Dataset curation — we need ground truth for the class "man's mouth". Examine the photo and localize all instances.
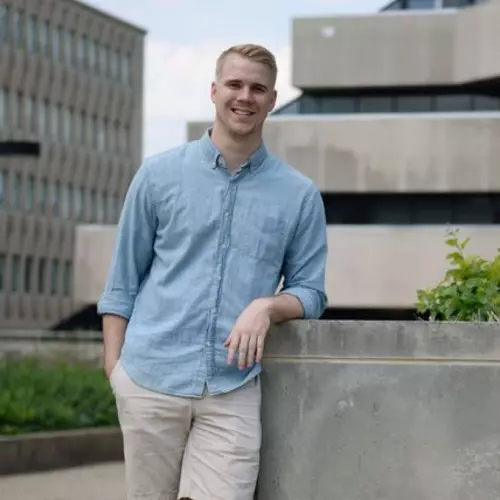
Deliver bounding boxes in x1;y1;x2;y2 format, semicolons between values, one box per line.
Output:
231;108;255;116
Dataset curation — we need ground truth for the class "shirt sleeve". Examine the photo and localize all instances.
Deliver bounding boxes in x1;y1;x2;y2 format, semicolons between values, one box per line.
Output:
280;184;328;319
97;163;157;319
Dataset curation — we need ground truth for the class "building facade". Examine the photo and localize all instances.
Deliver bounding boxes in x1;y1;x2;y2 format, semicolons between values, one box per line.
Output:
0;0;145;329
186;0;500;319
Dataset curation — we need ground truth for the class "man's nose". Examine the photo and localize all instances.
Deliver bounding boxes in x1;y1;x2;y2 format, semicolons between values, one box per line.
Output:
237;87;253;102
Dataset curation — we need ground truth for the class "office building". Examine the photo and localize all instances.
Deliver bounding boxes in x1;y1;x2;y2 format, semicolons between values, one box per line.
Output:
186;0;500;318
0;0;145;328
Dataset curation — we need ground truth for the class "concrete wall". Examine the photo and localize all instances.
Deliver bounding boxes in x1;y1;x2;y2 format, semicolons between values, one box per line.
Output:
292;11;456;89
292;1;500;89
187;114;500;193
259;320;500;500
73;224;500;309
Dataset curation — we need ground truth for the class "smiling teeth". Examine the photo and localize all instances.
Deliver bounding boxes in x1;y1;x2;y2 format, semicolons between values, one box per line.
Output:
233;109;252;115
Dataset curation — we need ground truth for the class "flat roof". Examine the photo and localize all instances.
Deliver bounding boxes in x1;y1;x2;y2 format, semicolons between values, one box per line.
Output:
65;0;147;35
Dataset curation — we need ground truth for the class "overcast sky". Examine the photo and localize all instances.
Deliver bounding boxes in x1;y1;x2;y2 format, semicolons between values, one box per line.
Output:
86;0;387;159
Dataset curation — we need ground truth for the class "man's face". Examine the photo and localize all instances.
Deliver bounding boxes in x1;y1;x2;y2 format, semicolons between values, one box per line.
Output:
211;53;277;137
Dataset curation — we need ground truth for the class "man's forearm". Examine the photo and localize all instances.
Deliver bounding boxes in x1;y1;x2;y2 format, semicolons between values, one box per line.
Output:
102;314;128;375
259;293;304;324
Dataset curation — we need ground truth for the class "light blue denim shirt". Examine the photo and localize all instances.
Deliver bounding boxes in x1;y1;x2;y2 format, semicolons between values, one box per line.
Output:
97;129;328;397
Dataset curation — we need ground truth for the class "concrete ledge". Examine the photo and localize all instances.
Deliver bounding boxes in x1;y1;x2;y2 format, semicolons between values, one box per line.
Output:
0;427;123;475
259;320;500;500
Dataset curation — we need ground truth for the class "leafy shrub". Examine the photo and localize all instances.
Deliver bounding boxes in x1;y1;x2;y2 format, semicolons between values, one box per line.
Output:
0;357;118;435
416;229;500;322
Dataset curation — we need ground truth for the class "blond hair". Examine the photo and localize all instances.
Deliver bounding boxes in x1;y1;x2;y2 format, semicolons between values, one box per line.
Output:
215;44;278;86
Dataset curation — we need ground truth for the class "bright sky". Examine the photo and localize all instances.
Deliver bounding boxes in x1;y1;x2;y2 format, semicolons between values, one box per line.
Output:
86;0;387;159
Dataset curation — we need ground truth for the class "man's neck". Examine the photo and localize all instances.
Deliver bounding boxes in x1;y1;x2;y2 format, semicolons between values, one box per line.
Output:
210;122;263;173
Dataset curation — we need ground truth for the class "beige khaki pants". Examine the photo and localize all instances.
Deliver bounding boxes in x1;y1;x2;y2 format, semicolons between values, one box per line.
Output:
110;360;261;500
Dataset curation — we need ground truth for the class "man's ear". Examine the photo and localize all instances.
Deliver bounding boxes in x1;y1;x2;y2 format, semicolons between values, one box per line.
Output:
210;81;217;104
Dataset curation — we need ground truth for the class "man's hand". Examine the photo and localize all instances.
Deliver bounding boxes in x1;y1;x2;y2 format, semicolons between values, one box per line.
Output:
224;293;305;369
224;298;272;370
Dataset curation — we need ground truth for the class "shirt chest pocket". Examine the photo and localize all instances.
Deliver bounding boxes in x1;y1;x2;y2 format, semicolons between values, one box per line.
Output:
230;202;287;267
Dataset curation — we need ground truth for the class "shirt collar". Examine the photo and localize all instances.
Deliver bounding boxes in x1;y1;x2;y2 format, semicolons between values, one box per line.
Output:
199;127;268;171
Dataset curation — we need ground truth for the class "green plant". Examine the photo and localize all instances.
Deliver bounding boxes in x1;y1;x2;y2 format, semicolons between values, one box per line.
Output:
416;228;500;322
0;357;118;435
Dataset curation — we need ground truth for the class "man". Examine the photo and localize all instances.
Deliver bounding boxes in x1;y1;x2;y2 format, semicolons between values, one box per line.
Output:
98;43;328;500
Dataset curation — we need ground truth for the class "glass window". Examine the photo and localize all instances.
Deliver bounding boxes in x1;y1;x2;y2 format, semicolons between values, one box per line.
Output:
13;10;23;48
80;111;86;145
0;88;5;126
75;186;84;221
13;173;21;210
39;20;49;56
472;95;500;111
299;95;321;114
110;50;118;80
407;0;437;8
100;45;108;76
97;192;104;222
27;15;36;53
0;6;8;45
97;120;106;151
38;258;46;294
63;261;71;296
0;253;5;291
24;256;33;293
435;94;472;112
25;96;35;132
16;92;23;128
50;259;58;296
121;54;130;84
61;185;70;218
51;181;60;215
65;30;74;66
38;178;48;211
11;255;20;293
51;104;59;138
38;99;46;134
90;189;96;222
78;35;86;69
63;108;71;143
0;170;4;208
52;25;60;60
26;175;35;212
88;39;96;72
359;96;393;113
396;95;432;112
321;96;357;113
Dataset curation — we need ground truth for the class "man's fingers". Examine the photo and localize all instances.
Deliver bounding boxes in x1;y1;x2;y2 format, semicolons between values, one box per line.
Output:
227;333;239;365
256;336;265;364
238;335;250;370
247;335;257;368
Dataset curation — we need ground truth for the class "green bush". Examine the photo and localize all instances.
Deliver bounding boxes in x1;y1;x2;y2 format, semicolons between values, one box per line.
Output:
0;357;118;435
416;228;500;322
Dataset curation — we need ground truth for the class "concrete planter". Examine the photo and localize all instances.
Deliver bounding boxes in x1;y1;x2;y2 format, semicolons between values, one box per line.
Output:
0;427;123;475
258;320;500;500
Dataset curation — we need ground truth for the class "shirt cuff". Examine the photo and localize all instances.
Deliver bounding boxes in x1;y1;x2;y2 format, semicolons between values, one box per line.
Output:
280;286;323;320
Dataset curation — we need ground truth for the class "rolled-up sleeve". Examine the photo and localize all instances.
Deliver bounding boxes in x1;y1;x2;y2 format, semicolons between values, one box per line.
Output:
97;163;157;319
280;185;328;319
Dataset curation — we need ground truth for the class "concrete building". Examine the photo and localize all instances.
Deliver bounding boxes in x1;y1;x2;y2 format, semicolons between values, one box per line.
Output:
0;0;145;329
73;0;500;323
185;0;500;319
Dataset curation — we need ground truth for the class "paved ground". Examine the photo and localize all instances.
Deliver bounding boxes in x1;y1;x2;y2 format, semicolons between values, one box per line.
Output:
0;462;126;500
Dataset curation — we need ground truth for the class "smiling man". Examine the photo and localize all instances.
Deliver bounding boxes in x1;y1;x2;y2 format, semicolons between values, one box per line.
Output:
98;44;328;500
